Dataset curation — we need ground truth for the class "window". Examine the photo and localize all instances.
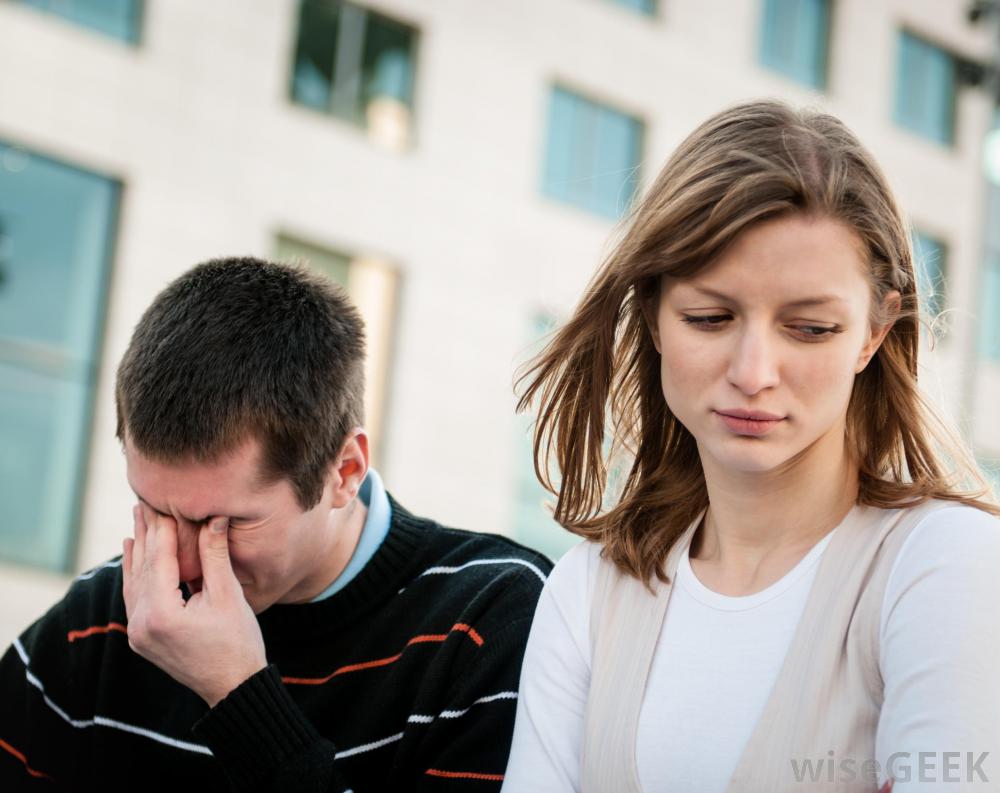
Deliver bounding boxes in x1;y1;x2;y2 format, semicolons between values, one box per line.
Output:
980;254;1000;361
758;0;830;89
17;0;143;44
980;183;1000;361
0;143;120;571
606;0;656;15
542;86;644;220
894;31;956;145
291;0;418;151
274;234;398;458
912;230;947;318
512;313;579;561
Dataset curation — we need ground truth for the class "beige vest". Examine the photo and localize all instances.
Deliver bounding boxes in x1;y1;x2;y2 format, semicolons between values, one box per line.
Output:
581;499;948;793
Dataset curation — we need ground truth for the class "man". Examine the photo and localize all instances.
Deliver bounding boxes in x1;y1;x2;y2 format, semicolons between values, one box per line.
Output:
0;257;552;790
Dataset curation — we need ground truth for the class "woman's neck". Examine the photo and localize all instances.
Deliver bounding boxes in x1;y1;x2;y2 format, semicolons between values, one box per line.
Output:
689;430;859;594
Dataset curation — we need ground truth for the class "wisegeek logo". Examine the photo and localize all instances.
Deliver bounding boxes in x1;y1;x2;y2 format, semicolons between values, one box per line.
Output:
789;751;990;786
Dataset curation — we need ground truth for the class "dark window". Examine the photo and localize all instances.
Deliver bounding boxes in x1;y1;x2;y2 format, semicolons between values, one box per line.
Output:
291;0;417;148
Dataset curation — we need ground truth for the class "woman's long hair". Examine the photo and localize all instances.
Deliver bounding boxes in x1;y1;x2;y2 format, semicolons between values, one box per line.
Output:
517;99;1000;584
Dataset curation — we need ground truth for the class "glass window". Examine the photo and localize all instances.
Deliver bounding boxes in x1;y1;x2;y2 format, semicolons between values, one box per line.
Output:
894;30;956;145
607;0;656;14
17;0;143;44
513;313;579;561
758;0;830;89
542;86;644;220
980;182;1000;361
0;143;119;571
980;254;1000;361
912;230;947;319
291;0;418;150
274;234;398;459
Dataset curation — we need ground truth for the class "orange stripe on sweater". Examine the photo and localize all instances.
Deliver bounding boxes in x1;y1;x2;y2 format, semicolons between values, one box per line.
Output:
67;622;127;643
425;768;505;781
282;623;484;686
0;737;53;781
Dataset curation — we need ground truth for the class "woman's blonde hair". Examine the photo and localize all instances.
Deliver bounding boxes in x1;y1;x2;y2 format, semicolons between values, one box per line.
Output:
518;99;999;584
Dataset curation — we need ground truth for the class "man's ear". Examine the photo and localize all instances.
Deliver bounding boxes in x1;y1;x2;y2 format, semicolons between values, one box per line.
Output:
326;429;370;509
855;290;902;373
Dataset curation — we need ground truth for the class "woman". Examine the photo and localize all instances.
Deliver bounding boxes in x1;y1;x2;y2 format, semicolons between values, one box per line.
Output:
501;100;1000;792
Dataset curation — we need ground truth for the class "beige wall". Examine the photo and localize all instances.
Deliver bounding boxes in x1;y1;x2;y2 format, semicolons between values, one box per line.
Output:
1;0;997;647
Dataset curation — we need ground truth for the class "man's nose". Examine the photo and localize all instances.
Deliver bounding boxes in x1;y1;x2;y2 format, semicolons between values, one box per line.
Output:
726;326;780;395
176;519;203;583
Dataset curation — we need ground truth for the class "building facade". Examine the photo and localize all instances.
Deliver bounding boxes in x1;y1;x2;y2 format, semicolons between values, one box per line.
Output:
1;0;998;647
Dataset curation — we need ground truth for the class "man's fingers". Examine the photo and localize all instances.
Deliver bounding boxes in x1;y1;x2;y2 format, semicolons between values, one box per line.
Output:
143;508;181;594
122;538;134;615
131;504;146;579
198;517;237;595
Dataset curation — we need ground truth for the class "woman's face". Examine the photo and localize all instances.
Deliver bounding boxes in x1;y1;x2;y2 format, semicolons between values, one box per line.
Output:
653;213;896;477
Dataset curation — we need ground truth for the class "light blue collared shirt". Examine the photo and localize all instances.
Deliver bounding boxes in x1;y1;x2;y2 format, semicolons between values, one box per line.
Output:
310;468;392;602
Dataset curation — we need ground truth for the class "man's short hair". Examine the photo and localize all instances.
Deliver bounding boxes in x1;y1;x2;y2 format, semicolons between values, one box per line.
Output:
115;256;366;509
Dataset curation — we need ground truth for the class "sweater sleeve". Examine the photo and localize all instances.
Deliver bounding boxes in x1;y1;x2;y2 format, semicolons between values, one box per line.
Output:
500;542;595;793
0;596;80;789
193;664;352;793
194;560;551;793
874;506;1000;791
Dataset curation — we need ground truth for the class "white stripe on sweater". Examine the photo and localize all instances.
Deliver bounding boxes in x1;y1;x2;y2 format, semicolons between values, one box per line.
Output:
74;559;121;582
335;731;405;759
13;638;213;756
408;691;518;724
334;691;519;758
416;558;548;585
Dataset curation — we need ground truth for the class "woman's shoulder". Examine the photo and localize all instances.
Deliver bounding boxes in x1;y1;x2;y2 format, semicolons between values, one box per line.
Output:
546;539;604;594
884;500;1000;607
899;499;1000;553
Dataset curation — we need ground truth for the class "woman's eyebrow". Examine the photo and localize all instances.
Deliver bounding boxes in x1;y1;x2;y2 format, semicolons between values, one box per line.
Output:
687;284;846;308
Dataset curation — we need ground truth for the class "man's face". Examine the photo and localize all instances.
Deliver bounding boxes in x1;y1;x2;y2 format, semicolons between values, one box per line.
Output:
124;436;341;614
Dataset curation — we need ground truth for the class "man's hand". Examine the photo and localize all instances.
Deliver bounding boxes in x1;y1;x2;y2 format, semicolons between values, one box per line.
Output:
122;505;267;708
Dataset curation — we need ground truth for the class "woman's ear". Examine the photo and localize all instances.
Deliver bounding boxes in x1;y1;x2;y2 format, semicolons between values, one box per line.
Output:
855;290;901;373
640;282;664;355
326;429;370;508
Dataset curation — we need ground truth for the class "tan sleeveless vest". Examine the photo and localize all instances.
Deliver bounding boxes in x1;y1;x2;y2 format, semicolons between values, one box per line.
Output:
581;499;948;793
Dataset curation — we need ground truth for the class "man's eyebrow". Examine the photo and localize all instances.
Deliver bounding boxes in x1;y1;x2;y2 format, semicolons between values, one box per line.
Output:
133;493;253;524
686;285;846;308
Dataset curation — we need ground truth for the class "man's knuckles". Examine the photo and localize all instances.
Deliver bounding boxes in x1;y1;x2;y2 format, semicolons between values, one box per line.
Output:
126;605;178;647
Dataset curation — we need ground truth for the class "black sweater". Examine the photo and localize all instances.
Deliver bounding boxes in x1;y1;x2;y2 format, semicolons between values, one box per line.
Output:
0;495;552;791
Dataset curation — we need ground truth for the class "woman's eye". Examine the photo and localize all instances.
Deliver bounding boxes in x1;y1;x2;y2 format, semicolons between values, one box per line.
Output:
681;315;729;327
793;325;839;338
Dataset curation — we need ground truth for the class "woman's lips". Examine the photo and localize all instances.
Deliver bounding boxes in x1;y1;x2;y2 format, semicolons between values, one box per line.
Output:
715;411;784;436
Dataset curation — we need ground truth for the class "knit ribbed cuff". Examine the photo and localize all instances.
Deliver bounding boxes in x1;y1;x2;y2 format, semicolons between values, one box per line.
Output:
192;664;323;790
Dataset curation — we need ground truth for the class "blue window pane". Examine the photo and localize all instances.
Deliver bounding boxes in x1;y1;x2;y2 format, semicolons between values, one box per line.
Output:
542;86;644;220
894;31;955;145
980;254;1000;361
18;0;143;44
759;0;830;89
607;0;656;14
912;231;947;318
513;314;579;561
0;142;119;571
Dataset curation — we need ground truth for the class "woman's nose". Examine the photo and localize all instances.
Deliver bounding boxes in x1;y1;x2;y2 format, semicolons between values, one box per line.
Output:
726;328;780;395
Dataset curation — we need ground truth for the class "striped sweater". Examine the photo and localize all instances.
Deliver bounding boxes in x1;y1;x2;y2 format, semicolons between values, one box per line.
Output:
0;495;552;791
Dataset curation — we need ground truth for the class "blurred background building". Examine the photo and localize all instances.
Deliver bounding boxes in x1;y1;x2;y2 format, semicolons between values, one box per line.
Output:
1;0;999;647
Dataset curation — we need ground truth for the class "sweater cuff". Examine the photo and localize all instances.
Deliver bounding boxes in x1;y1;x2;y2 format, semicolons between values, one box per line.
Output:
193;664;324;789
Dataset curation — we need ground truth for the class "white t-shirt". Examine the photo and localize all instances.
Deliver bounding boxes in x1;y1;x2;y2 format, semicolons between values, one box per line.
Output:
500;505;1000;792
